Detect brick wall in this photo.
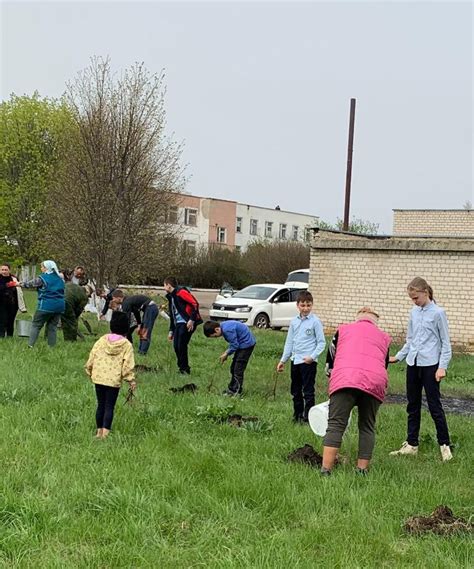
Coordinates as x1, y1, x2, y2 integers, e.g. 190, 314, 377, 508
393, 209, 474, 237
309, 230, 474, 352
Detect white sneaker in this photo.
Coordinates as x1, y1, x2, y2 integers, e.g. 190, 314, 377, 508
440, 445, 453, 462
389, 441, 418, 456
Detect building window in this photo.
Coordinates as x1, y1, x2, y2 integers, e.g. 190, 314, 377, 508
164, 205, 178, 224
250, 219, 258, 236
217, 227, 227, 243
184, 208, 197, 226
235, 245, 241, 253
292, 225, 299, 240
265, 221, 273, 238
236, 217, 242, 233
279, 223, 287, 239
183, 239, 196, 253
305, 227, 313, 242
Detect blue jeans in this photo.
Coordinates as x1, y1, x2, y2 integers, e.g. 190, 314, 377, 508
138, 303, 159, 355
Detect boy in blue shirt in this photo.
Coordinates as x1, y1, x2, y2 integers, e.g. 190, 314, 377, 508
276, 290, 326, 422
204, 320, 256, 396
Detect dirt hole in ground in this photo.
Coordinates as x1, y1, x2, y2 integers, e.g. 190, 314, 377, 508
287, 444, 344, 468
170, 383, 198, 394
227, 414, 259, 427
404, 506, 473, 536
135, 364, 159, 373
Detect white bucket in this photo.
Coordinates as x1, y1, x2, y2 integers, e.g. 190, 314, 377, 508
308, 400, 352, 437
17, 319, 32, 338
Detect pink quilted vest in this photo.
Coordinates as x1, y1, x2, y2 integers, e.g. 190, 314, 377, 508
329, 318, 391, 402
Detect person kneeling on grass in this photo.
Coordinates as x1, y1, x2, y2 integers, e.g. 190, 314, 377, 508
321, 307, 391, 476
203, 320, 256, 396
85, 311, 136, 439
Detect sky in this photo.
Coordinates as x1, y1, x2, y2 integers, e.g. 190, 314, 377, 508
1, 0, 473, 232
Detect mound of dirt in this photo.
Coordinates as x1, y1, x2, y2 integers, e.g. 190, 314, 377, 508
287, 444, 344, 468
227, 414, 259, 427
169, 383, 198, 394
287, 444, 323, 467
404, 505, 473, 536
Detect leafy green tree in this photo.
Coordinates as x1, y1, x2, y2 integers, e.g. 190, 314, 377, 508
0, 93, 72, 263
318, 216, 379, 235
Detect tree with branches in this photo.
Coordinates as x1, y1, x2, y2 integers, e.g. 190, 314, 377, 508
46, 58, 185, 285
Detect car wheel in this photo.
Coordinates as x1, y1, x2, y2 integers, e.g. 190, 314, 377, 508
254, 313, 270, 329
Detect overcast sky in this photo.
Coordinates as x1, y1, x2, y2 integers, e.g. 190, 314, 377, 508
2, 0, 473, 232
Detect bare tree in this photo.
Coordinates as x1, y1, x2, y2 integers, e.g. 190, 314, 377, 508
463, 200, 472, 210
47, 58, 185, 285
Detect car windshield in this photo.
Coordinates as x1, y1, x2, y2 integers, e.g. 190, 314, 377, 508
232, 285, 278, 300
286, 271, 309, 284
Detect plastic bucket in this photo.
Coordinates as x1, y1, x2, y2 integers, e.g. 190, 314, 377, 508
17, 319, 32, 338
308, 400, 352, 437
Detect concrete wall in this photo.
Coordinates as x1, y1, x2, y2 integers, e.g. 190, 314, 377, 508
393, 209, 474, 237
309, 229, 474, 352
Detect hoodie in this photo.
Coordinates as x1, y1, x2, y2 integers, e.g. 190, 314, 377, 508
85, 334, 135, 388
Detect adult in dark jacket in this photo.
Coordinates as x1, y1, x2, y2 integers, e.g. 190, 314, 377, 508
0, 264, 20, 337
164, 277, 202, 374
20, 260, 65, 347
111, 291, 159, 355
61, 269, 89, 341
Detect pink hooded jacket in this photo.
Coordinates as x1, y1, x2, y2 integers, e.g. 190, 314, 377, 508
329, 318, 391, 402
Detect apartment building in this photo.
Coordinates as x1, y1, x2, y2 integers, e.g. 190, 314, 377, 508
173, 194, 319, 252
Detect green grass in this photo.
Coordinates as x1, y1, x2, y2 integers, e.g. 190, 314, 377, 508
0, 293, 472, 568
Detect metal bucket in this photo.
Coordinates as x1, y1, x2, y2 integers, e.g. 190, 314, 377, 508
17, 319, 32, 337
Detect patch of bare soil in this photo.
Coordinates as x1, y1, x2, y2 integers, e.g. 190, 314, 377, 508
385, 394, 473, 416
169, 383, 198, 394
404, 505, 473, 536
287, 444, 344, 468
227, 414, 259, 427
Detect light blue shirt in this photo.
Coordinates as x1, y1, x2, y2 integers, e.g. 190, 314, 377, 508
281, 313, 326, 365
171, 298, 186, 324
395, 301, 452, 369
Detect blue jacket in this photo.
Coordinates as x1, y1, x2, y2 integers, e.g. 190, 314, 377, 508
221, 321, 256, 354
37, 273, 65, 313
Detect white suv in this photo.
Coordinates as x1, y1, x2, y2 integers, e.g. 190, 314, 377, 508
209, 283, 306, 329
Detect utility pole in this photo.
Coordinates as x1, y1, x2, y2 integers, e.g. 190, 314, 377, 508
343, 98, 356, 231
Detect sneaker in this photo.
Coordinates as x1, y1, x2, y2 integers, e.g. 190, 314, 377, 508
389, 442, 418, 456
440, 444, 453, 462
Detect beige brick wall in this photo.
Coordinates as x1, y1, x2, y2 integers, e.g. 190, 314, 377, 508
309, 230, 474, 352
393, 209, 474, 237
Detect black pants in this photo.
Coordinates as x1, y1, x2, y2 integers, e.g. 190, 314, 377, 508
228, 345, 255, 394
95, 384, 120, 430
406, 363, 450, 446
291, 361, 317, 420
0, 303, 17, 337
173, 323, 194, 373
323, 388, 381, 460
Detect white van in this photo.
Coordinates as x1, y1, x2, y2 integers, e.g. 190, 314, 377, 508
285, 268, 309, 288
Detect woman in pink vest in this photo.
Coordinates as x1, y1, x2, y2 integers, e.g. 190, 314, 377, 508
321, 307, 391, 475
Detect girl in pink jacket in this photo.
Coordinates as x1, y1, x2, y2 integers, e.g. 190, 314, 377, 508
321, 307, 391, 475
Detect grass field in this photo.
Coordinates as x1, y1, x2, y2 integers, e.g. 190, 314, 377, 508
1, 293, 473, 568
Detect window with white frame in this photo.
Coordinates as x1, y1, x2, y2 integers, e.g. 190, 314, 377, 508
292, 225, 299, 240
236, 217, 242, 233
165, 205, 178, 224
304, 227, 312, 242
250, 219, 258, 235
217, 227, 227, 243
184, 208, 197, 226
265, 221, 273, 237
279, 223, 287, 239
